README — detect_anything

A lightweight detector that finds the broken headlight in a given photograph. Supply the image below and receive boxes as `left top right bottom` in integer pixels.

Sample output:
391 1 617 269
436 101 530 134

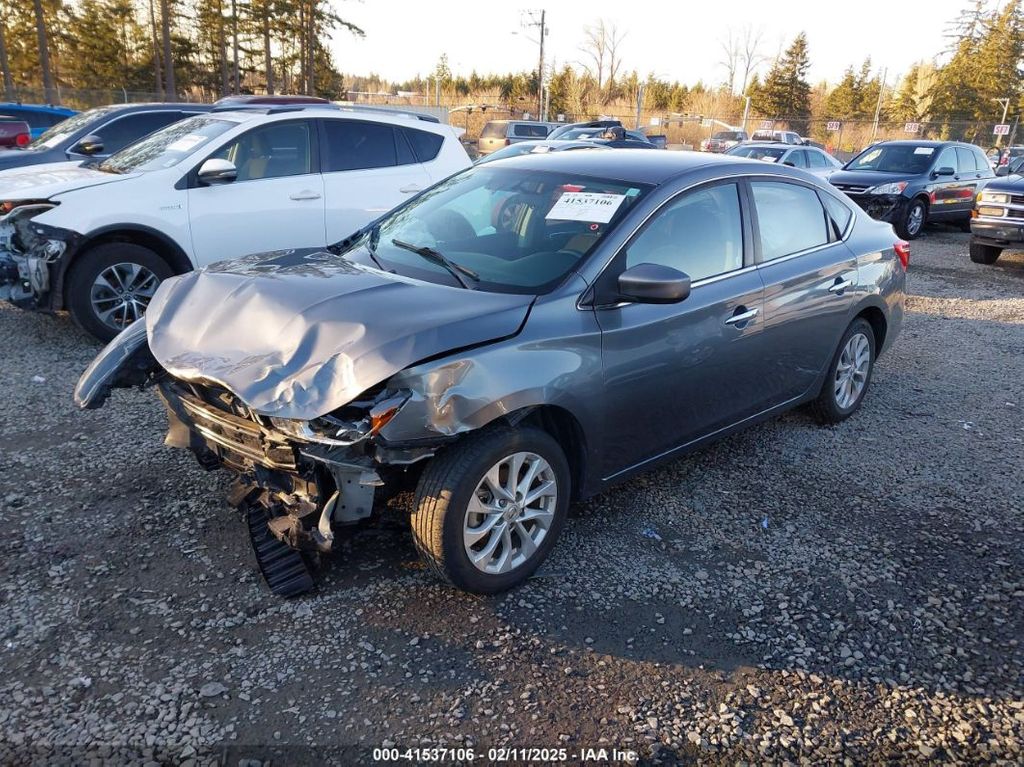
269 391 409 446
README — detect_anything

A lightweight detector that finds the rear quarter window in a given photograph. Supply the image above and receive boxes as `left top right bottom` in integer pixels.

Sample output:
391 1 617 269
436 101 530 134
402 127 444 162
820 192 854 237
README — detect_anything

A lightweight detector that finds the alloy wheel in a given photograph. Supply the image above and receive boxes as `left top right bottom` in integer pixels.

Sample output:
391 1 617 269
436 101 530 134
463 451 557 575
907 203 924 236
90 261 161 331
834 332 871 409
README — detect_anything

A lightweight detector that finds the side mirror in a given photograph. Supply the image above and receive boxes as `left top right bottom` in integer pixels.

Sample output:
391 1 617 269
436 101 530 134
782 160 796 167
996 165 1010 177
71 134 104 156
933 166 956 178
197 158 237 185
617 263 691 304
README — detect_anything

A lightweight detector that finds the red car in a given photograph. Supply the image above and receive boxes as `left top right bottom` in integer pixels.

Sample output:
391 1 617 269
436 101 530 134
0 117 31 149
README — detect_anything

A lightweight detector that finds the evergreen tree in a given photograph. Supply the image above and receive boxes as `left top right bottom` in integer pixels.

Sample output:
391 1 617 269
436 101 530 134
750 32 811 131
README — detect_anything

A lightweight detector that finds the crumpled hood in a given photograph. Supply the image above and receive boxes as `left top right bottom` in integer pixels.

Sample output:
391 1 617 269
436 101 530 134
146 249 534 420
0 161 133 200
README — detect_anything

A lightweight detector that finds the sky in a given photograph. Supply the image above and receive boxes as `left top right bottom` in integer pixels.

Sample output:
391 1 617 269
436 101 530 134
328 0 962 89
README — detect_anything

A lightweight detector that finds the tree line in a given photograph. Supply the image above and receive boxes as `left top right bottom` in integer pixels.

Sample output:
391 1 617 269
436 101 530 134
0 0 362 103
1 0 1021 146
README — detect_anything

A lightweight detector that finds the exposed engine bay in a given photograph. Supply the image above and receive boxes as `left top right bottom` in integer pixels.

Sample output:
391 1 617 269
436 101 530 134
0 202 78 309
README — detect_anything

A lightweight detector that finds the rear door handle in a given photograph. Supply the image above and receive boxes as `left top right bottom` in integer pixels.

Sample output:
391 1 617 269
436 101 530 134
725 307 758 326
399 185 422 194
829 277 854 294
289 191 321 201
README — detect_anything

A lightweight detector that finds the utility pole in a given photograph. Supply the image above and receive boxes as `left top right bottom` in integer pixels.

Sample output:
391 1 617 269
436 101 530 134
521 10 547 121
741 95 751 133
870 67 887 143
995 97 1010 147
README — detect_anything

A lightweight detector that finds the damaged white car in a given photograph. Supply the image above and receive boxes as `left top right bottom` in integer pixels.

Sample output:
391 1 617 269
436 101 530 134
75 151 906 596
1 104 469 341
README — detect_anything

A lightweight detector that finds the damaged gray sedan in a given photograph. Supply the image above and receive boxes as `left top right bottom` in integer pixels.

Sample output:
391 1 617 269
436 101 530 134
75 151 906 596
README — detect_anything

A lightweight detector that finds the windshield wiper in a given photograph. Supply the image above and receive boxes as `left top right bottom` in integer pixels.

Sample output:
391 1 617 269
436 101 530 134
328 223 390 272
391 238 478 289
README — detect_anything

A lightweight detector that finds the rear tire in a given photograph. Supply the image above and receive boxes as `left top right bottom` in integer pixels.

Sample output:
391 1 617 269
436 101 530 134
811 318 876 425
66 243 172 342
969 241 1002 265
411 425 570 593
894 198 927 240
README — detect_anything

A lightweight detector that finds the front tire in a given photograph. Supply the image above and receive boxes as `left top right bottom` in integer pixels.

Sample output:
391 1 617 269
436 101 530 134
66 243 172 342
969 241 1002 265
811 318 876 424
411 425 570 593
895 198 927 240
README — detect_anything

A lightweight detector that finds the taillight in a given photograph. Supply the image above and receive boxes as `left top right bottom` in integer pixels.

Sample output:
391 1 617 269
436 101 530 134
15 133 29 148
894 241 910 270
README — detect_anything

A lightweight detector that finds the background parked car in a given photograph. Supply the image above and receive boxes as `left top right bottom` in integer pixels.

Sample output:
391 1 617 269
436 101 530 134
0 103 76 139
829 140 993 239
474 139 610 164
477 120 556 155
725 142 843 179
700 129 749 152
751 129 804 145
0 104 470 341
994 145 1024 171
551 125 657 149
0 117 31 149
969 165 1024 265
546 119 622 140
0 102 211 171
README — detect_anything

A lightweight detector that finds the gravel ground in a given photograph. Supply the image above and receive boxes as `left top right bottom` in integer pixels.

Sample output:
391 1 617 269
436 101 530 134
1 227 1023 765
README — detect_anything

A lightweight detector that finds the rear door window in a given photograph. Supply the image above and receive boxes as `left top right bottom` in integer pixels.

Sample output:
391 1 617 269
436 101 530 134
751 181 830 260
322 120 397 171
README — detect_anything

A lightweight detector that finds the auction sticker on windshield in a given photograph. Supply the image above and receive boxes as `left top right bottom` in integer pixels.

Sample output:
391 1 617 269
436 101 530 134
914 147 935 155
546 192 626 223
166 134 207 153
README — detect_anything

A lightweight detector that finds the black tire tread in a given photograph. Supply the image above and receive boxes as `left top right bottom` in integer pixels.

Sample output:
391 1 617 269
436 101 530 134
969 241 1001 265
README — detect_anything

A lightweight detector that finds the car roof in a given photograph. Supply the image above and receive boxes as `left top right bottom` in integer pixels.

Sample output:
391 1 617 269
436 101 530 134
493 148 731 184
872 139 962 148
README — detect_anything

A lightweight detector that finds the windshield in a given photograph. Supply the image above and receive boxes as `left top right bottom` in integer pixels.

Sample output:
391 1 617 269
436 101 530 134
98 116 236 173
28 106 118 150
728 146 786 161
356 166 651 294
845 145 937 173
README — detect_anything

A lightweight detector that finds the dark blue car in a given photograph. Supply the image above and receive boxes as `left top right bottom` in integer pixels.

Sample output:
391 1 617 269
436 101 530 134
0 103 210 172
829 140 993 239
0 103 77 139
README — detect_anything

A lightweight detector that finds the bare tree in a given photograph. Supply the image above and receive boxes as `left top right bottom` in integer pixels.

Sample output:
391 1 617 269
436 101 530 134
32 0 56 103
738 25 767 96
579 19 626 98
0 14 14 100
719 28 740 93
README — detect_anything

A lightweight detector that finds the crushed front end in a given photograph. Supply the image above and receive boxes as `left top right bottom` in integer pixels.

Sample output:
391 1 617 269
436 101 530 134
0 201 80 310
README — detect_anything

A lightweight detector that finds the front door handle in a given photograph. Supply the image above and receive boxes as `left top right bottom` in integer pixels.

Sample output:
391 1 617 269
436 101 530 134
289 191 321 201
399 185 422 194
829 277 854 294
725 306 758 326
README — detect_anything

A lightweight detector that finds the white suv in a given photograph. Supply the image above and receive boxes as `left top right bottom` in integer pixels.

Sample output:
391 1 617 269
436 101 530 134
0 105 470 340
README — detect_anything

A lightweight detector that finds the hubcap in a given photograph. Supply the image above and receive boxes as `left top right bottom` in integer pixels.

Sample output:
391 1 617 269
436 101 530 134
90 262 161 331
834 332 871 410
907 204 924 235
463 452 557 575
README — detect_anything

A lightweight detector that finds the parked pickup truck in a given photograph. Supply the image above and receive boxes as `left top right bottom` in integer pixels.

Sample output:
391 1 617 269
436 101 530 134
970 156 1024 264
0 118 31 149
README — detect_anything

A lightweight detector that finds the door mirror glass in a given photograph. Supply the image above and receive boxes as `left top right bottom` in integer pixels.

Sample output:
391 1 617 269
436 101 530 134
198 158 238 185
618 263 691 304
71 134 104 156
934 166 955 177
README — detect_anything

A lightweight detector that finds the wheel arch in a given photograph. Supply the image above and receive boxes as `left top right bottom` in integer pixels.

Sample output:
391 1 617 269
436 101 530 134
512 405 589 502
854 303 888 358
56 225 193 310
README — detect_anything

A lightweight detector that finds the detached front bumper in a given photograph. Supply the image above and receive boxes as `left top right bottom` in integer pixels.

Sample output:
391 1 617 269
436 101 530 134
0 206 80 311
846 193 906 223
